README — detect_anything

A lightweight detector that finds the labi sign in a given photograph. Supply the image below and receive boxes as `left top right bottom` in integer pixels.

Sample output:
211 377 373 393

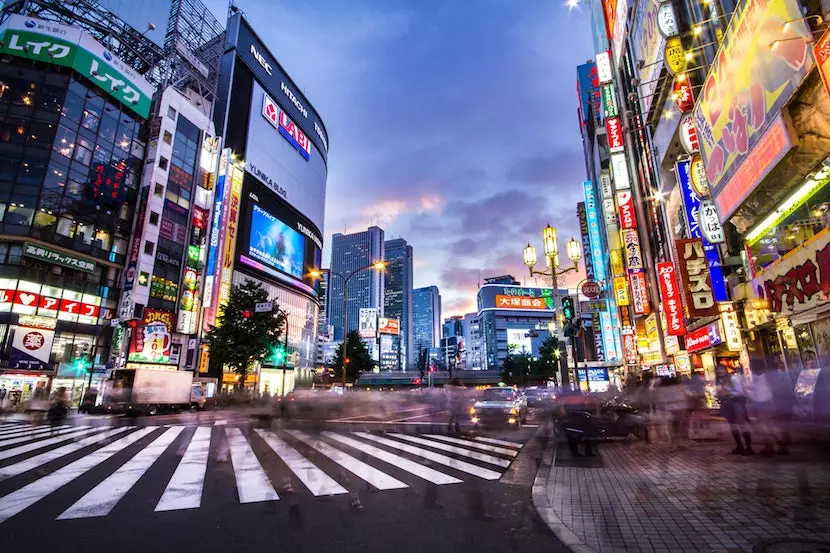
0 15 153 118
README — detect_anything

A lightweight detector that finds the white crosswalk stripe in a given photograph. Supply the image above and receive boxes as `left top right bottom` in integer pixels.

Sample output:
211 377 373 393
0 426 91 451
58 427 184 519
353 432 503 480
0 426 526 522
473 436 524 448
286 430 407 491
225 427 278 503
0 427 158 524
255 429 348 497
155 427 211 512
0 425 72 440
387 433 511 467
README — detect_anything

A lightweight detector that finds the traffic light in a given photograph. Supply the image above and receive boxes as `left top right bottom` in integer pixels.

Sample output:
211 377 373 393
242 310 252 319
561 296 575 321
271 344 286 364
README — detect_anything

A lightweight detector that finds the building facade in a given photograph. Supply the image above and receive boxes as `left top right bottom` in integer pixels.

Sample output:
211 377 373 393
412 285 441 364
462 312 483 370
328 227 384 342
383 238 413 370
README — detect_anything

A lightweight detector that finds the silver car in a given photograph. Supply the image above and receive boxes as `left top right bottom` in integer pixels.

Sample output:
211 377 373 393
470 387 528 429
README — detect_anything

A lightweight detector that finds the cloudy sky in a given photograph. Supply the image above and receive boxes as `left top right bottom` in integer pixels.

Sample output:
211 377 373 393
191 0 595 315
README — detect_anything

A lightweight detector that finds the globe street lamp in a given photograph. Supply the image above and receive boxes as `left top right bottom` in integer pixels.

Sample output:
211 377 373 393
311 261 387 390
523 224 582 387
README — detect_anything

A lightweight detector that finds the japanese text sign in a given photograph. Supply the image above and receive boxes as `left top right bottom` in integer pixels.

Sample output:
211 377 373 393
676 238 719 317
616 190 637 229
657 262 685 336
630 271 650 315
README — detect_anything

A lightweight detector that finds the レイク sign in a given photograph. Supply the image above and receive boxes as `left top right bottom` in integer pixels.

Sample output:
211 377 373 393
676 238 719 317
657 262 685 336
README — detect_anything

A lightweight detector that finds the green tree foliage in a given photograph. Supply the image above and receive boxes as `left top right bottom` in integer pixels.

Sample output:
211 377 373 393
205 280 285 388
332 330 375 382
502 337 562 386
534 335 561 385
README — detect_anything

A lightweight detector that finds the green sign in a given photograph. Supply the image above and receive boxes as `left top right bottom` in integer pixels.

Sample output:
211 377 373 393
602 85 618 119
0 15 152 118
23 242 96 273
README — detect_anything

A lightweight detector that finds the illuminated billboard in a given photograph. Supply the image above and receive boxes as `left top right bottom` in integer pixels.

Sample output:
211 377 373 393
478 285 556 312
247 204 305 280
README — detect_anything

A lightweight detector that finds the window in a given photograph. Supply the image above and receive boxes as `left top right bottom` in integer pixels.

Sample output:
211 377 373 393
167 106 177 120
139 271 150 286
56 217 74 237
5 205 33 226
33 210 56 229
77 222 94 244
144 240 154 255
149 211 159 226
158 156 168 171
154 183 164 197
94 228 111 251
163 130 172 145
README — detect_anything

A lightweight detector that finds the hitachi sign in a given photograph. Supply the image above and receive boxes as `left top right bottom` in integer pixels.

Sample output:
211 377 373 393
250 44 272 75
281 81 308 118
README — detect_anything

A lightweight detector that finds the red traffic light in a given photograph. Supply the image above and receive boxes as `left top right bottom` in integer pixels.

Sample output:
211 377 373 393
126 319 139 328
242 310 252 319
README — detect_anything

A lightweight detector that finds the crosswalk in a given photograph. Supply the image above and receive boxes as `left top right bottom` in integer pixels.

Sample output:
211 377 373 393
0 422 525 524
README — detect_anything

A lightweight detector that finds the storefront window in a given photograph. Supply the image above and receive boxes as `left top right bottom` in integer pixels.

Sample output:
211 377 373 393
5 205 33 226
33 210 56 229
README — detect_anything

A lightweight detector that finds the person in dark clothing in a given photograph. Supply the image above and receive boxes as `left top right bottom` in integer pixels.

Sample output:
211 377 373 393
446 380 465 434
717 363 753 455
767 365 796 455
47 387 69 436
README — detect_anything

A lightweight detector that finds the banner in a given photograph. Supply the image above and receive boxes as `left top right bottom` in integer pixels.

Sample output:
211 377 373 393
577 202 596 283
359 308 378 338
676 238 719 317
378 317 400 335
129 309 174 364
584 181 607 281
621 229 643 271
614 276 630 306
629 272 650 315
693 0 812 217
657 262 685 336
616 190 636 230
9 317 56 370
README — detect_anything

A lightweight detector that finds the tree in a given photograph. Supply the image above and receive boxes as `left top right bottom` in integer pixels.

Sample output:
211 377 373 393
205 280 285 390
502 345 532 386
534 335 561 386
331 330 375 382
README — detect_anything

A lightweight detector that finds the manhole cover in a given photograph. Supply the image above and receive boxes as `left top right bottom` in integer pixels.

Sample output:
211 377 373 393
754 539 830 553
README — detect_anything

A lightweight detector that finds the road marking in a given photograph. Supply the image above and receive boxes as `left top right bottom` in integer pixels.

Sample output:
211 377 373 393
225 427 278 503
388 433 511 467
0 427 132 481
322 431 461 485
286 430 407 491
423 434 519 457
352 432 502 480
392 410 449 422
214 420 227 426
0 427 97 461
155 427 212 512
255 430 348 497
58 427 184 519
473 436 524 448
0 425 72 440
0 426 91 450
0 427 157 524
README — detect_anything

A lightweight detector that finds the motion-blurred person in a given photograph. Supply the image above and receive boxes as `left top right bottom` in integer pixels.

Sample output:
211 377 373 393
47 387 69 436
657 376 689 446
717 363 753 455
447 380 465 434
0 386 6 410
749 369 776 456
767 364 796 455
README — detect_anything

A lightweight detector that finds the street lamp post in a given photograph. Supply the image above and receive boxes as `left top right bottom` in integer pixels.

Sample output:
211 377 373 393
312 261 387 391
523 224 582 389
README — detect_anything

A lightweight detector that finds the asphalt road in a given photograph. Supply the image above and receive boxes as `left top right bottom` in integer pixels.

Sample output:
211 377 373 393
0 402 567 553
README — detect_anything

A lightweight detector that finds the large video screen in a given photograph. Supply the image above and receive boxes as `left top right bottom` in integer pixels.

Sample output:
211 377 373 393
247 204 306 280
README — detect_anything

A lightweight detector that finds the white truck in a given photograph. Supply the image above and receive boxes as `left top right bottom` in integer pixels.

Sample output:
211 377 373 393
102 368 199 415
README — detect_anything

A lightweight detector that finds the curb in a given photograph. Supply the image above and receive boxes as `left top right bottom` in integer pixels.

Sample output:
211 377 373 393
531 423 598 553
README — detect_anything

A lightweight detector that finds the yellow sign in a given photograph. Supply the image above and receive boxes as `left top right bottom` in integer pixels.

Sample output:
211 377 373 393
198 345 210 374
664 36 686 75
217 160 244 316
610 249 625 277
614 276 630 306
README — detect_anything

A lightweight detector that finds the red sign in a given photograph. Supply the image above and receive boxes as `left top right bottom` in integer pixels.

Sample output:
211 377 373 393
673 80 694 112
495 295 550 310
656 262 686 336
685 326 712 352
605 116 624 152
623 333 638 364
676 238 719 317
679 113 700 154
0 289 106 321
192 206 209 230
817 28 830 100
581 280 601 299
616 190 637 230
262 94 280 126
629 272 650 315
378 317 400 335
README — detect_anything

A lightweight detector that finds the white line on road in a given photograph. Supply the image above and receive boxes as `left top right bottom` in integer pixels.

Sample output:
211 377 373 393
0 427 132 481
392 410 449 422
473 436 524 448
225 427 278 504
286 430 407 491
155 427 212 512
352 432 502 480
255 430 347 497
322 432 461 485
388 433 511 467
0 427 96 461
0 425 72 440
58 426 184 519
423 434 519 457
0 427 157 524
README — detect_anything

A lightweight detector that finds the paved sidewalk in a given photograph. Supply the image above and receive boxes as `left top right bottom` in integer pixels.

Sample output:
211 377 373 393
533 431 830 553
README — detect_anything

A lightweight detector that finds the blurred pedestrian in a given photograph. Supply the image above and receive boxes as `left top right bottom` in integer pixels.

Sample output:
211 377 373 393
767 364 796 455
658 376 689 446
749 369 776 456
447 379 464 434
47 387 69 436
717 363 753 455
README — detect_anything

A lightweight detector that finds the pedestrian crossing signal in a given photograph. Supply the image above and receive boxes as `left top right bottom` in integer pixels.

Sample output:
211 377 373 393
561 296 574 321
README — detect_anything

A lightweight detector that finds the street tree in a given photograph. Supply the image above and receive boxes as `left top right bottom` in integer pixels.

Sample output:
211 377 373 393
205 280 285 390
533 335 561 385
332 330 375 382
501 345 532 386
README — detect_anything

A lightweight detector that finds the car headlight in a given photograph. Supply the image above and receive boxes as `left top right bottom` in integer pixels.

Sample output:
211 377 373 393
470 407 476 415
510 407 518 415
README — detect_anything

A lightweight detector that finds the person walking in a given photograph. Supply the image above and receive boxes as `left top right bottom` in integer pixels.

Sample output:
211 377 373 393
748 369 776 456
446 380 464 434
47 387 69 436
717 363 753 455
767 364 796 455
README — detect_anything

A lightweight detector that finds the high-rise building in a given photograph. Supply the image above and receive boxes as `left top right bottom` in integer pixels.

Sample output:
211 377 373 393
383 238 413 370
317 269 331 334
462 313 483 370
412 286 441 365
329 227 385 341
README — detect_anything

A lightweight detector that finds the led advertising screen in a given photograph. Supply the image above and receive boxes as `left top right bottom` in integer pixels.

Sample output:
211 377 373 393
248 204 305 280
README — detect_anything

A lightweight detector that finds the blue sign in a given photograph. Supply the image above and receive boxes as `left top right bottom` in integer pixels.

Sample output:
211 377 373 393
600 311 618 360
676 160 728 301
706 321 723 347
577 62 601 127
583 180 607 282
588 367 610 382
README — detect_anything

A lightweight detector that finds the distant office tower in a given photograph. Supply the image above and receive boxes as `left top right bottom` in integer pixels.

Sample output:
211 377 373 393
383 238 414 370
442 316 464 339
413 286 442 367
317 269 331 334
329 227 385 341
462 313 483 370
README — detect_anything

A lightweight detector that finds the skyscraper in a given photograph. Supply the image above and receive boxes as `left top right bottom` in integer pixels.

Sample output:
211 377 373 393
317 269 331 334
413 286 441 365
383 238 414 370
329 227 385 341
